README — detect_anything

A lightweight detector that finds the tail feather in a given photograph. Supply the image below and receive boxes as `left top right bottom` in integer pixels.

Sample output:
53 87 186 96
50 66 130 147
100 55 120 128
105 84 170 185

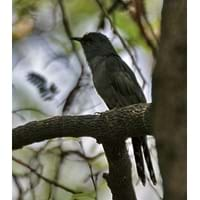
132 137 146 185
141 136 157 185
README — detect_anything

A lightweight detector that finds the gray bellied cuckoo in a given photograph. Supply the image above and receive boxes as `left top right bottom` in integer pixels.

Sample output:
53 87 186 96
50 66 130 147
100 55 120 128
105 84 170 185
71 32 156 185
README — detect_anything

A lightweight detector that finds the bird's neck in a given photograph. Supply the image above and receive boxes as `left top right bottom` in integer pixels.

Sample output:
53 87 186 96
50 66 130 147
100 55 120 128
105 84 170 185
88 56 105 73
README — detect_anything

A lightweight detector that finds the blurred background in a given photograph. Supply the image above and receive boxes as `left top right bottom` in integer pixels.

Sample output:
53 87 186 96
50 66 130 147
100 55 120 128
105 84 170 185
13 0 163 199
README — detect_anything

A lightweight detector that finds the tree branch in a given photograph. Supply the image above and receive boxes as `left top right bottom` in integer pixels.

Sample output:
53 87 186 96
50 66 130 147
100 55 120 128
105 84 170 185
13 103 152 200
103 140 137 200
13 103 152 150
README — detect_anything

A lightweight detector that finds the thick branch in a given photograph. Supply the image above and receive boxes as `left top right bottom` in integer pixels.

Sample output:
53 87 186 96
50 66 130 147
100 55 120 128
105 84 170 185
103 140 137 200
13 103 152 150
13 103 151 200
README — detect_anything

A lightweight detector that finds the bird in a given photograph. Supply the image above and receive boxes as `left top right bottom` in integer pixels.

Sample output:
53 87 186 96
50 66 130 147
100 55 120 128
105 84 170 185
71 32 156 185
27 72 59 101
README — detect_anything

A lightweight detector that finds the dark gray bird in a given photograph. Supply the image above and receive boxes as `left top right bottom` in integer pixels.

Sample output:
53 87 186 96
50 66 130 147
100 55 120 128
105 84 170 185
71 32 156 185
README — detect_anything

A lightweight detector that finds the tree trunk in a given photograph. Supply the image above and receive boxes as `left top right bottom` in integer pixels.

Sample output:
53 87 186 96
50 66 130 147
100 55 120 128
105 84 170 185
152 0 187 199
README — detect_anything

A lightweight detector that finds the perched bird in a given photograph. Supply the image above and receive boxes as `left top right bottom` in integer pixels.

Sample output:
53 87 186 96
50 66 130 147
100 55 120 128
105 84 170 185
71 32 156 185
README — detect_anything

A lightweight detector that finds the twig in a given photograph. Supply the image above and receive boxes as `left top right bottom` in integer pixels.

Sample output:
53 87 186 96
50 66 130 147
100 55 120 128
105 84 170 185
139 0 159 45
142 14 159 45
58 0 87 112
13 175 23 199
128 0 157 57
79 141 98 200
12 156 81 194
13 108 47 117
13 107 47 122
60 150 104 162
58 0 83 67
97 0 127 29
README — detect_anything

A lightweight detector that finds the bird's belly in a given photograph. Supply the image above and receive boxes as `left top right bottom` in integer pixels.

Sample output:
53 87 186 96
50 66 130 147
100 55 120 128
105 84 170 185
93 79 118 109
92 65 121 109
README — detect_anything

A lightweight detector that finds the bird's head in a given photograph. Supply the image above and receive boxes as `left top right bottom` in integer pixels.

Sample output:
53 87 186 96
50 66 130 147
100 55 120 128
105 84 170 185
71 32 117 62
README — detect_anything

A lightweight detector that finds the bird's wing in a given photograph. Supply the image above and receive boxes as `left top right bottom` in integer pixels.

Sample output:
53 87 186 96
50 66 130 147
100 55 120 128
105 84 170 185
97 55 156 185
106 56 146 105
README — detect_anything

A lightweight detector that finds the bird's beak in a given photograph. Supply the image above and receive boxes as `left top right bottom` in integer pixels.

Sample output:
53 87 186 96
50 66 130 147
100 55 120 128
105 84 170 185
70 37 82 42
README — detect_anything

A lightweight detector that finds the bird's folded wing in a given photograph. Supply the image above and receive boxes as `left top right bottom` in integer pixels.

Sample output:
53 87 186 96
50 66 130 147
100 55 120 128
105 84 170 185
106 56 146 104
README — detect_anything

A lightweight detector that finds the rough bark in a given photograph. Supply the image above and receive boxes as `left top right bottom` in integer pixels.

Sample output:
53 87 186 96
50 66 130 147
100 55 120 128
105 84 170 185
103 140 137 200
152 0 187 199
13 103 151 150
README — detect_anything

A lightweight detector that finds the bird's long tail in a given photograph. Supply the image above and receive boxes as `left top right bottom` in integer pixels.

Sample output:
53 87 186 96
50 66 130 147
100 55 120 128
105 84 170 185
132 137 146 185
132 136 157 185
141 136 157 185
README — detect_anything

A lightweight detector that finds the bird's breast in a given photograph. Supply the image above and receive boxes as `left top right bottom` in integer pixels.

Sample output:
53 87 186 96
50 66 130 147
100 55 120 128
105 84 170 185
91 63 117 108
